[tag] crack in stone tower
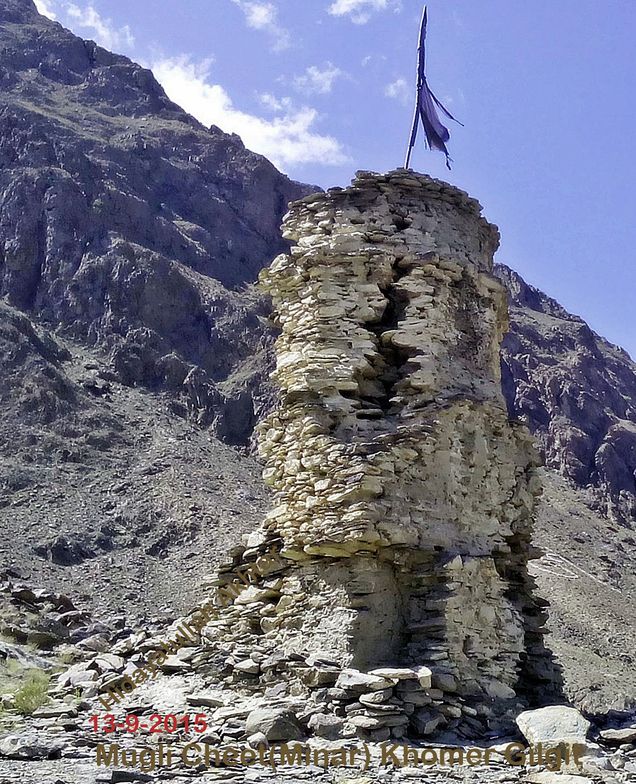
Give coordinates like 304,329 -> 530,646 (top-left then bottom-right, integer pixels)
200,170 -> 562,741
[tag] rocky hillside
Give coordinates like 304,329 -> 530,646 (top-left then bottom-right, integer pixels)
0,0 -> 311,446
497,264 -> 636,523
0,295 -> 270,621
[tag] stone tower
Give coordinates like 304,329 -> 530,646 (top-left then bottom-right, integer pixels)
204,170 -> 561,740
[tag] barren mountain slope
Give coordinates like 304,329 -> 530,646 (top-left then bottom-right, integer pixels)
0,302 -> 269,623
532,472 -> 636,712
0,0 -> 310,446
497,263 -> 636,524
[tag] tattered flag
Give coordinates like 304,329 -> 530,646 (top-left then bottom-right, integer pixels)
405,6 -> 462,170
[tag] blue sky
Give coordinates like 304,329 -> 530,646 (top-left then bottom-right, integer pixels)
35,0 -> 636,358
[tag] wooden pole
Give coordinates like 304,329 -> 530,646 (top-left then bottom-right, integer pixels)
404,5 -> 427,169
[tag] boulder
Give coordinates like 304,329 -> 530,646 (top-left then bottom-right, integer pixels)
414,666 -> 433,688
110,770 -> 153,782
485,679 -> 517,701
526,775 -> 591,784
516,706 -> 590,746
187,691 -> 226,708
91,654 -> 126,674
307,713 -> 345,740
247,732 -> 269,749
159,655 -> 192,673
234,659 -> 260,675
0,733 -> 63,760
32,703 -> 77,719
245,708 -> 303,741
26,617 -> 70,648
600,726 -> 636,744
349,715 -> 384,730
368,667 -> 419,681
304,666 -> 340,688
431,672 -> 457,692
234,586 -> 279,605
335,669 -> 393,692
412,709 -> 444,736
78,634 -> 111,653
359,689 -> 393,706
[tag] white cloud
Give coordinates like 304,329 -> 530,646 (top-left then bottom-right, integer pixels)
328,0 -> 401,25
258,93 -> 293,112
361,53 -> 387,67
385,77 -> 410,105
66,3 -> 135,51
152,56 -> 349,170
31,2 -> 346,171
34,0 -> 57,19
293,63 -> 344,96
231,1 -> 291,51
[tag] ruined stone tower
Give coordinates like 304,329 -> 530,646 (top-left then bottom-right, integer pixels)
203,170 -> 560,740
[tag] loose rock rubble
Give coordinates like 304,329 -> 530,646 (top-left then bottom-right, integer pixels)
0,576 -> 92,651
0,574 -> 115,710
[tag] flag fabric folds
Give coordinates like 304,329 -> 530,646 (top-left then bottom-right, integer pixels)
405,7 -> 462,170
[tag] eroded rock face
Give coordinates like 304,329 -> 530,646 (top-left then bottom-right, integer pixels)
497,264 -> 636,523
196,171 -> 563,741
0,0 -> 311,443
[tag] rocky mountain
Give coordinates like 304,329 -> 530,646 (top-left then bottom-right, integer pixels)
0,0 -> 635,743
0,0 -> 311,448
497,264 -> 636,523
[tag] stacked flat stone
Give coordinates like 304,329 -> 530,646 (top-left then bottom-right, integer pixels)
194,170 -> 561,741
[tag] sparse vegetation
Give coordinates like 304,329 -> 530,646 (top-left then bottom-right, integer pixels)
58,649 -> 78,665
3,658 -> 23,677
12,670 -> 50,716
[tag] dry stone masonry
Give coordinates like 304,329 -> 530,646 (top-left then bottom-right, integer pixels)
192,170 -> 562,742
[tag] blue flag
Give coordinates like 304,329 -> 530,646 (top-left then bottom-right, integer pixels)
405,7 -> 462,170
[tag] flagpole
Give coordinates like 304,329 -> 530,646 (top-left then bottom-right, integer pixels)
404,5 -> 427,169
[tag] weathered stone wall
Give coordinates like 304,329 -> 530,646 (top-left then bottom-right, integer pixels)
199,170 -> 561,741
